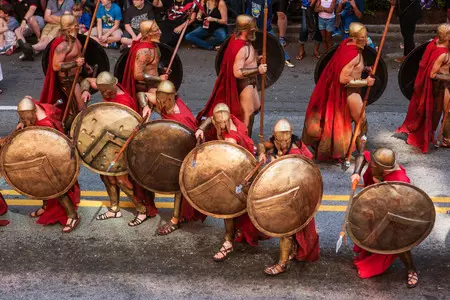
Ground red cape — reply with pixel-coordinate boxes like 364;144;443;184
197;35;247;123
33;101;81;226
40;37;66;107
353;150;410;278
396;38;449;153
222;115;255;154
103;84;139;112
302;39;360;161
122;40;156;101
291;141;314;160
0;193;9;226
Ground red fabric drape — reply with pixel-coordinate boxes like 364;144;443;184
40;37;66;106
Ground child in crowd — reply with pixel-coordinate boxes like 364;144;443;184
72;2;92;34
0;4;19;55
89;0;123;48
315;0;336;51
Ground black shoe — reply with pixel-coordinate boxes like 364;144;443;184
18;40;34;61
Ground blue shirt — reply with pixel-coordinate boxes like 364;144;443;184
246;0;272;31
96;3;122;29
79;12;92;29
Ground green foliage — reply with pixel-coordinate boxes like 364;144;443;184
365;0;390;11
436;0;446;8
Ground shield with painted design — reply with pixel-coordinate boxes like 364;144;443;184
247;155;323;238
126;120;196;194
179;140;257;219
0;127;79;200
70;102;142;176
347;182;435;255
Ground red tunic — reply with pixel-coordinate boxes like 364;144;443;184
396;38;449;153
40;37;67;107
121;40;156;101
302;39;360;161
160;97;206;222
0;193;8;226
353;151;410;278
32;101;81;226
103;87;158;217
197;35;247;123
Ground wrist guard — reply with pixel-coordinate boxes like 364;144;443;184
346;78;368;88
434;73;450;82
241;67;259;78
198;117;212;132
136;92;149;108
352;154;366;175
60;61;78;71
80;78;91;93
143;73;162;84
257;143;266;156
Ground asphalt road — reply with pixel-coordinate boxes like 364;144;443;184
0;43;449;300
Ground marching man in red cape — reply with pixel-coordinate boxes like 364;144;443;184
81;71;158;226
396;23;450;153
302;22;375;162
197;15;267;135
258;119;320;275
195;103;266;261
136;80;206;235
15;96;81;233
122;20;168;113
350;148;419;288
40;15;92;116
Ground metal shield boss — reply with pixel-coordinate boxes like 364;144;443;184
126;120;196;193
247;155;323;237
314;44;388;104
70;102;142;176
0;127;79;200
179;141;257;218
347;182;435;254
215;31;285;89
114;43;183;91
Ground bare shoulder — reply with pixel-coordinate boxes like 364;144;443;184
55;41;69;54
136;48;155;63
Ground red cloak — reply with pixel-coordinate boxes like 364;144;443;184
302;39;360;161
40;37;66;106
33;101;81;226
160;96;206;222
222;115;255;154
0;193;9;226
353;150;410;278
102;87;157;217
396;38;449;153
121;40;156;100
197;35;247;123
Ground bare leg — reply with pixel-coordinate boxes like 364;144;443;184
399;251;419;288
213;218;235;261
240;86;260;128
347;93;366;137
74;84;84;111
157;193;182;235
15;27;26;43
320;30;327;52
28;16;41;39
120;37;133;46
32;36;52;52
277;12;287;42
59;194;80;233
265;236;292;275
97;175;122;220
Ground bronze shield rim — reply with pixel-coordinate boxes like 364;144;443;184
179;140;257;219
347;181;436;255
0;126;80;200
247;154;323;238
71;102;142;176
125;119;196;194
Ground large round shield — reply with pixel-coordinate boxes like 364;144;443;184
0;127;79;200
42;34;110;83
114;43;183;91
314;45;388;104
126;120;196;193
180;141;257;218
398;41;430;100
347;182;435;255
215;31;285;89
71;102;142;176
247;155;323;238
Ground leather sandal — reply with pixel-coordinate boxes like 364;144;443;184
96;209;122;220
264;261;288;276
62;216;81;233
157;220;179;235
213;242;233;262
407;270;419;288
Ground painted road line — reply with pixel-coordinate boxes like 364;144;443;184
4;199;449;213
0;106;18;111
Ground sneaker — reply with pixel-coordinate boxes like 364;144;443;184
5;45;16;56
0;44;12;54
332;28;341;37
279;37;287;48
107;42;118;49
285;60;294;68
394;56;406;63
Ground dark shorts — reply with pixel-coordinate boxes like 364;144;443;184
122;29;140;39
272;0;288;14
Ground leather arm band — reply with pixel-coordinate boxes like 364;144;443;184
60;61;77;71
143;73;162;84
198;117;212;132
240;67;259;78
352;154;367;176
257;143;266;156
346;78;368;88
434;73;450;82
80;78;91;93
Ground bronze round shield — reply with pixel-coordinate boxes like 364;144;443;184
71;102;142;176
398;41;430;100
247;155;323;238
126;120;196;193
215;31;285;89
347;182;435;255
0;127;79;200
179;140;257;219
314;44;388;104
114;43;183;91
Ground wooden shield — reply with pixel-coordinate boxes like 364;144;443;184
347;182;435;255
0;127;79;200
